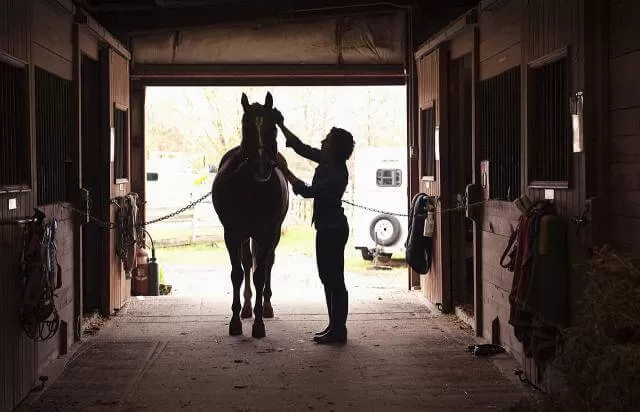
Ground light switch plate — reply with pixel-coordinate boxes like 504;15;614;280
544;189;555;200
8;198;17;210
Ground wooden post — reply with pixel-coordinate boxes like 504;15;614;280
71;21;83;341
471;26;483;338
191;192;197;244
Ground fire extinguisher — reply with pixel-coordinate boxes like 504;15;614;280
139;229;160;297
133;247;149;296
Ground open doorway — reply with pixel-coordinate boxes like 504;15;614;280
448;53;474;320
81;53;105;314
142;85;408;297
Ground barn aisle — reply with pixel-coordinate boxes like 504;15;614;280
20;257;530;411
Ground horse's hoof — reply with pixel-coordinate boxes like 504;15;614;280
241;304;253;319
252;322;266;339
263;303;274;319
229;319;243;336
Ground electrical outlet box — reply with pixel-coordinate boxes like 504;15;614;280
8;198;17;210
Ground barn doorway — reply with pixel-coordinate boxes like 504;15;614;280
448;53;475;320
81;53;106;314
143;85;409;298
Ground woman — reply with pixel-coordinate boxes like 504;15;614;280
273;109;355;344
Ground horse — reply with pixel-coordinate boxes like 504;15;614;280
212;92;289;338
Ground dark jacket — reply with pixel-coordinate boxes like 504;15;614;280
286;136;348;230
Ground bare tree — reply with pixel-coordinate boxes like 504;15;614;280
145;85;407;173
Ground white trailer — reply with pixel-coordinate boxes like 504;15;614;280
350;147;408;261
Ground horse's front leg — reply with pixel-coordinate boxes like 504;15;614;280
251;254;266;338
225;233;244;336
262;250;276;319
263;227;281;318
240;239;253;319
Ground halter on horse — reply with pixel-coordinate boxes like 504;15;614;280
212;92;289;338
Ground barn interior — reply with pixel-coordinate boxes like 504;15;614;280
1;0;639;410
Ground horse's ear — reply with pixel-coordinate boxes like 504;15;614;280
241;93;249;111
264;92;273;109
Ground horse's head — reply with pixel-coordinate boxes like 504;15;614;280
240;92;278;183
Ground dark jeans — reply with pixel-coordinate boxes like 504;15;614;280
315;222;349;294
316;222;349;331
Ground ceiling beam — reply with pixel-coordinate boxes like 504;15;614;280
132;63;405;78
131;63;407;86
90;0;477;34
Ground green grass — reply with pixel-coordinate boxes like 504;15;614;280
153;224;407;273
158;265;166;284
279;224;315;250
147;224;196;239
154;242;227;266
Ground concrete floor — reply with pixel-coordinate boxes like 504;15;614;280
21;255;531;411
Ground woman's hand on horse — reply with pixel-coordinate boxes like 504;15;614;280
272;108;284;126
272;157;303;189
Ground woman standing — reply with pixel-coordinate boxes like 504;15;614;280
273;109;355;344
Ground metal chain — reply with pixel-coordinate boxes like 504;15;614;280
142;191;212;226
58;191;498;230
342;198;499;217
57;191;213;229
341;200;408;217
58;203;115;229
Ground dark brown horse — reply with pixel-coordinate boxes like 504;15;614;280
212;92;289;338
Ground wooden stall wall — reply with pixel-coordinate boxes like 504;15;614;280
477;0;525;362
523;0;586;344
415;49;449;308
0;3;36;410
107;49;132;313
446;31;475;324
76;12;133;316
0;0;79;410
1;3;132;409
32;0;76;370
523;0;584;213
78;22;103;319
609;0;640;254
1;0;30;61
414;10;478;315
476;0;586;385
582;0;608;252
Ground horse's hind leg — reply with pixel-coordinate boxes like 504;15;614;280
225;233;244;336
240;240;253;319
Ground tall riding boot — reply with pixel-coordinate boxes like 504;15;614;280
315;286;332;336
314;291;348;344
